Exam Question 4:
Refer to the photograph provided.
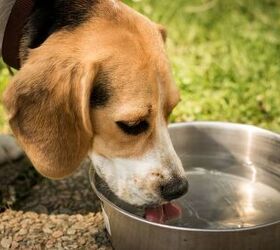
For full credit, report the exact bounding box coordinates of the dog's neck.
[0,0,17,57]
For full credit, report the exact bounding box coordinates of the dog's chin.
[90,152,164,207]
[94,172,162,209]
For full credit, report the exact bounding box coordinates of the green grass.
[125,0,280,132]
[0,60,10,133]
[1,0,280,133]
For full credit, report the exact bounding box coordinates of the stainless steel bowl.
[89,122,280,250]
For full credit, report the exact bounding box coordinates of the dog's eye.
[116,120,149,135]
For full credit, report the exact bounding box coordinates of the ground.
[0,0,280,249]
[0,136,112,249]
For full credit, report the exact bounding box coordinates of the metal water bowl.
[90,122,280,250]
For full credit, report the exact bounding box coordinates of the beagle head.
[3,0,188,206]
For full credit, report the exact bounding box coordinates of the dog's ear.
[3,56,96,179]
[157,24,167,43]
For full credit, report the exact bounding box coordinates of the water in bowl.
[165,155,280,229]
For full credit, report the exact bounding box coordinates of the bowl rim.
[169,121,280,140]
[89,121,280,232]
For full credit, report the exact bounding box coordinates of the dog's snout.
[160,177,188,201]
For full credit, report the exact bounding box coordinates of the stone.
[43,227,53,234]
[25,212,39,219]
[76,214,84,221]
[14,235,24,242]
[52,230,64,238]
[0,135,23,164]
[67,229,76,235]
[78,238,86,245]
[18,228,28,235]
[46,240,54,249]
[1,237,12,249]
[89,228,98,235]
[10,241,19,249]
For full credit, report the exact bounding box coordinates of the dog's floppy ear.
[3,56,96,179]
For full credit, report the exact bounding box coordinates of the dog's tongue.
[145,206,164,223]
[145,203,181,223]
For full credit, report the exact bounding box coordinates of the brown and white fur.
[2,0,188,207]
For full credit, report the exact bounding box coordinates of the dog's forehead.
[71,1,179,112]
[74,2,164,57]
[81,25,164,63]
[109,78,158,117]
[93,51,177,116]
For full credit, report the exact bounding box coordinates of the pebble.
[70,244,78,249]
[25,211,39,219]
[67,229,76,235]
[14,235,24,242]
[43,227,53,234]
[52,230,64,238]
[46,240,54,249]
[10,241,19,249]
[89,228,99,235]
[76,214,84,221]
[1,237,12,249]
[18,228,28,235]
[78,238,86,245]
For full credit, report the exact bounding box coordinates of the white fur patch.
[90,150,163,206]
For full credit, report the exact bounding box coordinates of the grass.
[0,60,10,133]
[125,0,280,132]
[1,0,280,133]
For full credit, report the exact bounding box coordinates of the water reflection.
[242,129,258,217]
[242,160,257,216]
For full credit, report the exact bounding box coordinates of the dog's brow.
[116,105,152,122]
[90,72,112,108]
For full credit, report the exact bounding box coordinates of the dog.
[1,0,188,207]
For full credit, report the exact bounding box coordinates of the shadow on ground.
[0,135,100,214]
[1,156,101,215]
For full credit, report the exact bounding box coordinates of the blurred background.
[0,0,280,133]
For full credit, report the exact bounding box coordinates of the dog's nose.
[160,177,188,201]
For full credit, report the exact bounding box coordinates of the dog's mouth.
[94,171,183,224]
[94,172,182,223]
[144,202,182,223]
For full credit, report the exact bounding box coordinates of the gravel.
[0,210,111,249]
[0,135,112,249]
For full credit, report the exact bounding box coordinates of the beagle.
[1,0,188,207]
